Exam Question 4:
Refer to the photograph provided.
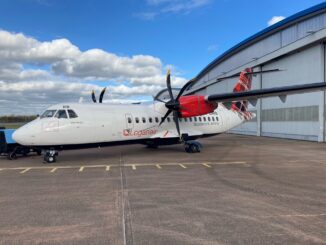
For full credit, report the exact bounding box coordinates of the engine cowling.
[178,95,217,118]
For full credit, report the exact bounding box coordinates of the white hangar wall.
[189,3,326,142]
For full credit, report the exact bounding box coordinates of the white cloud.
[267,16,285,26]
[135,0,212,19]
[0,29,188,115]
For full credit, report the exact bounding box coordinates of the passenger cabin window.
[189,118,193,122]
[135,117,140,123]
[208,117,211,121]
[212,117,215,121]
[127,117,132,123]
[155,117,159,123]
[167,117,171,123]
[55,110,68,119]
[216,116,219,121]
[194,117,197,122]
[142,117,146,123]
[68,110,78,118]
[203,117,206,122]
[184,118,188,122]
[149,117,153,123]
[41,110,57,118]
[199,117,202,122]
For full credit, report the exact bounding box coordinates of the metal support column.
[256,66,262,137]
[318,43,325,142]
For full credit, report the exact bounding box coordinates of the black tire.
[43,154,56,164]
[185,144,191,153]
[190,144,197,153]
[8,152,17,160]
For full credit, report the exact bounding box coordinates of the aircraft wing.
[205,82,326,103]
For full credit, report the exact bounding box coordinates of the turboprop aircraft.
[13,68,326,163]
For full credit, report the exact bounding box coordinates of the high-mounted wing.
[157,68,326,142]
[205,82,326,103]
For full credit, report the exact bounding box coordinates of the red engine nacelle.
[178,95,217,118]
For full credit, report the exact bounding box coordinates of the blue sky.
[0,0,325,114]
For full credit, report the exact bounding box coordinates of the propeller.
[91,87,107,103]
[159,70,192,140]
[99,87,106,103]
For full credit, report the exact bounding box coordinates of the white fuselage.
[13,101,251,148]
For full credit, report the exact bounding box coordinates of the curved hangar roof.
[188,2,326,92]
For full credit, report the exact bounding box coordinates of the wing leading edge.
[205,82,326,103]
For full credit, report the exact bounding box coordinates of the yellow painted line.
[179,164,187,169]
[50,168,57,173]
[202,163,211,168]
[106,166,111,171]
[20,168,31,174]
[0,162,249,172]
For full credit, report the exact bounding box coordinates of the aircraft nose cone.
[12,128,32,145]
[12,129,24,144]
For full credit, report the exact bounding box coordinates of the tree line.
[0,115,38,123]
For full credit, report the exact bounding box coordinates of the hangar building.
[187,2,326,142]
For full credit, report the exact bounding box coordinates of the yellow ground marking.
[179,164,187,169]
[20,168,31,174]
[0,161,248,173]
[50,168,57,173]
[202,163,211,168]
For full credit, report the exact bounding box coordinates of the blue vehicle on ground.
[0,128,41,160]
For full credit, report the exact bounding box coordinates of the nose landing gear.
[184,141,202,153]
[43,149,58,164]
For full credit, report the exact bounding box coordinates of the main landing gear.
[184,141,202,153]
[43,149,58,164]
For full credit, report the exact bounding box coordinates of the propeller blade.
[176,79,194,101]
[159,109,172,126]
[99,87,106,103]
[173,110,181,140]
[91,90,97,103]
[166,69,174,100]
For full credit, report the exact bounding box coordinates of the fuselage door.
[125,113,134,130]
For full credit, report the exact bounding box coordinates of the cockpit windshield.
[40,110,57,118]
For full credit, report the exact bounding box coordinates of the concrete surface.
[0,134,325,245]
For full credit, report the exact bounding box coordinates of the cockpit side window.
[41,110,57,118]
[55,110,68,119]
[68,110,78,118]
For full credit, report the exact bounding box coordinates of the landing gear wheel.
[43,150,57,164]
[8,152,17,160]
[184,141,202,153]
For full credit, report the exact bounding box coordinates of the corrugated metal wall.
[201,11,326,141]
